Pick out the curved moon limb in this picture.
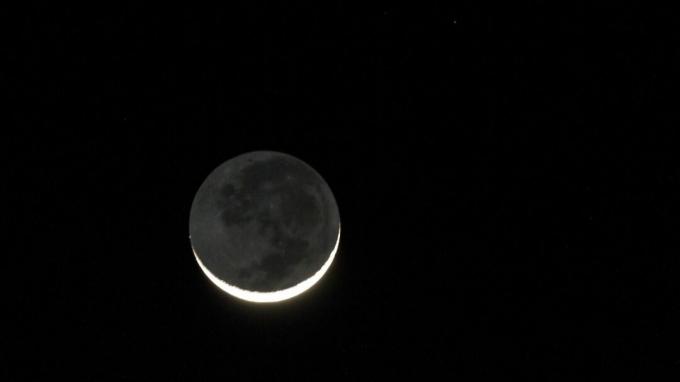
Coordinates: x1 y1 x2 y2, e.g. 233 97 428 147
192 226 340 303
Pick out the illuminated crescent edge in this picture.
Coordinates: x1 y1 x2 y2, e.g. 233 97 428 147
192 225 341 303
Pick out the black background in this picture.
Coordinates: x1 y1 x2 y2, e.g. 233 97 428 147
6 2 680 378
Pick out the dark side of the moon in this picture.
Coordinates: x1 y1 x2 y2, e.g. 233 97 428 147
189 151 340 292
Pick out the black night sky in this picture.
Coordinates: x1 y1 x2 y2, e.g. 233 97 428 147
6 2 680 379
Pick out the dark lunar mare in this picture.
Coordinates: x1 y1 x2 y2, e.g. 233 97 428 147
190 151 340 292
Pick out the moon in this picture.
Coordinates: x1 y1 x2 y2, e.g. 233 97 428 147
189 151 341 303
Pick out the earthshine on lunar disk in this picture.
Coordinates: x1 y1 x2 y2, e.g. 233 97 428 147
189 151 341 303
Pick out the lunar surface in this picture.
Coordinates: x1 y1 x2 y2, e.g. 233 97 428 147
189 151 341 303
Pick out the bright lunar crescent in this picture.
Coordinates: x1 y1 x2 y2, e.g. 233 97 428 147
189 151 341 303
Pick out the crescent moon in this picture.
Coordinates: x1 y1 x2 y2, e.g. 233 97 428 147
192 226 340 303
189 151 341 304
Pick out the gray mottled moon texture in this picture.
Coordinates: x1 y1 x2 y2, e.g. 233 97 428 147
189 151 340 294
